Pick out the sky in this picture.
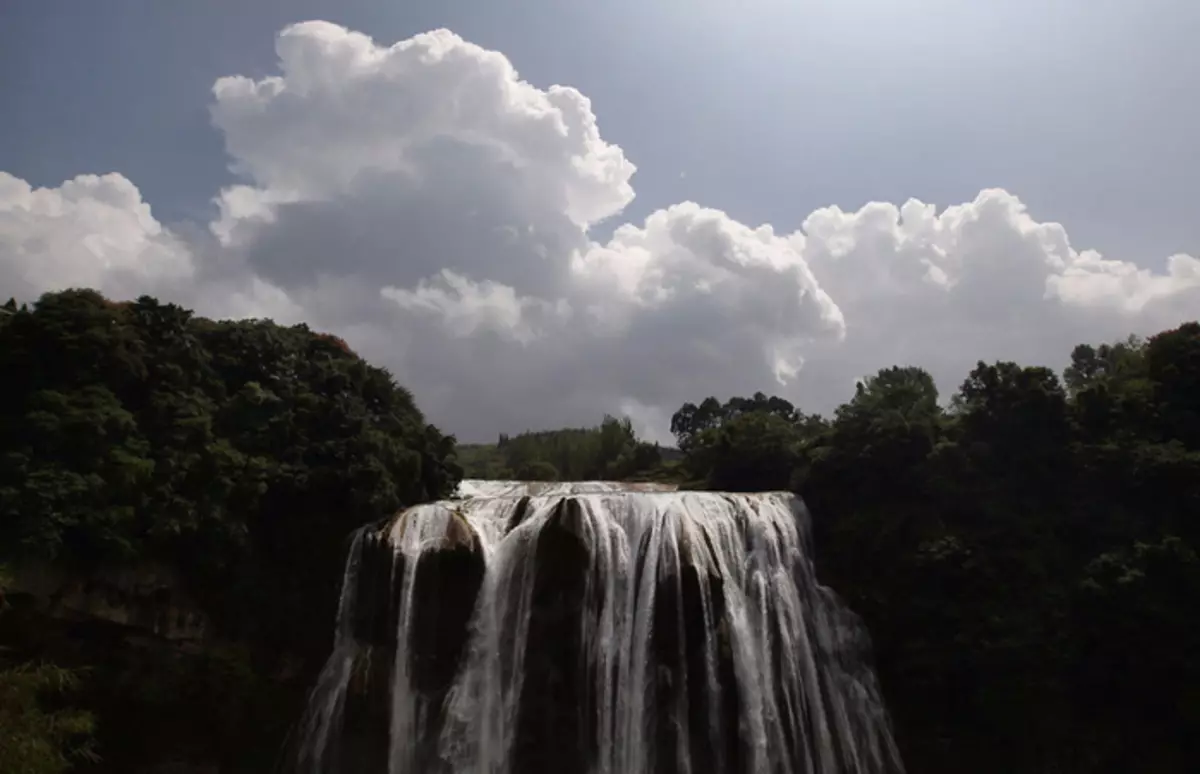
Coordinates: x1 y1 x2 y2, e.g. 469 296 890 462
2 0 1198 443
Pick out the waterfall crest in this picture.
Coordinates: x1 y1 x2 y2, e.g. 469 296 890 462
287 480 904 774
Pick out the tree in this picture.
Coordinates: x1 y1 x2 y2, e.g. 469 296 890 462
670 392 823 491
670 324 1200 773
690 411 803 492
1146 322 1200 447
1063 336 1146 396
0 661 98 774
846 366 940 422
669 396 725 450
515 460 560 482
459 414 662 482
0 290 462 658
1072 536 1200 770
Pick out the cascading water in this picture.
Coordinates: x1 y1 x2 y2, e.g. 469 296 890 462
286 480 904 774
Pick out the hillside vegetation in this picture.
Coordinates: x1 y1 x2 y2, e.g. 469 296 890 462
0 290 461 772
466 324 1200 772
456 416 680 483
668 327 1200 774
2 287 1197 773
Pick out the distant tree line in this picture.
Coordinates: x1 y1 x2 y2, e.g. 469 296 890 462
670 323 1200 774
457 415 664 481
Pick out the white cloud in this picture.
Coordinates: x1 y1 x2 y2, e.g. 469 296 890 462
0 172 193 302
788 189 1200 404
208 22 634 247
382 269 566 344
193 21 846 436
572 202 846 400
1 22 1197 441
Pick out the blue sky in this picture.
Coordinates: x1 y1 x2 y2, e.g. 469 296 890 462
2 0 1198 439
6 0 1196 254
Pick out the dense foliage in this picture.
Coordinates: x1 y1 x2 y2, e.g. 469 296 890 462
0 290 462 772
0 290 461 654
672 323 1200 774
0 658 97 774
4 287 1197 773
458 415 667 481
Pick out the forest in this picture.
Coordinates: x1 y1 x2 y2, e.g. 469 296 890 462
664 329 1200 773
457 417 674 482
444 324 1200 773
0 290 461 772
2 288 1198 773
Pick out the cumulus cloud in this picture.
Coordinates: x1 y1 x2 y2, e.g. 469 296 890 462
208 21 634 298
194 20 846 437
0 172 193 302
788 190 1200 406
573 203 845 402
1 21 1197 443
382 269 567 344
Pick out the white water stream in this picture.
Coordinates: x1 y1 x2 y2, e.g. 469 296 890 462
291 480 903 774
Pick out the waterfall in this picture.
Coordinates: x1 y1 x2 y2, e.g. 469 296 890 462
286 480 904 774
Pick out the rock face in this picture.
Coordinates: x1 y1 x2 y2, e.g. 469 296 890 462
285 480 905 774
8 560 210 646
1 562 309 774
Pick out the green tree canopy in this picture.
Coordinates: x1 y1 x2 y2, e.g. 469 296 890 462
671 322 1200 773
0 660 97 774
459 414 663 482
0 289 461 658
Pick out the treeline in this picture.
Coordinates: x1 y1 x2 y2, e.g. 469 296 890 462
458 415 666 481
0 290 461 650
5 287 1198 772
0 290 461 772
672 324 1200 774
